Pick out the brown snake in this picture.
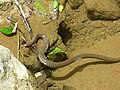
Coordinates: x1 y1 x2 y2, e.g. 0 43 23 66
25 33 120 68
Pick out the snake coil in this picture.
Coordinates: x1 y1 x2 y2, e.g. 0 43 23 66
25 33 120 68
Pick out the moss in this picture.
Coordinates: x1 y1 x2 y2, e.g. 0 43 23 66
33 0 47 15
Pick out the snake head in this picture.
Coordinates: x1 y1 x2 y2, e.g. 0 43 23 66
20 36 30 47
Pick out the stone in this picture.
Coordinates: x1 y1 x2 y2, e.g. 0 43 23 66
68 0 84 9
84 0 120 20
0 0 15 16
0 45 39 90
117 0 120 7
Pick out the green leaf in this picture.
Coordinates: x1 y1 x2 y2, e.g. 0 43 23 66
0 26 14 35
59 5 64 12
34 0 46 15
53 0 59 8
47 47 67 59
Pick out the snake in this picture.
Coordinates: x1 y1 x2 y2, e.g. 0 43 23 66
24 33 120 68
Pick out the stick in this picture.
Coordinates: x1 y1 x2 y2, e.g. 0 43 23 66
17 28 20 59
14 0 38 54
14 0 33 39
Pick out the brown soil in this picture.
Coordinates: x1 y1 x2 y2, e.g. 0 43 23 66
51 33 120 90
0 2 120 90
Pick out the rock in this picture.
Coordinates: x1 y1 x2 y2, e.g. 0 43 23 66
0 45 39 90
84 0 120 20
0 0 15 16
48 82 77 90
63 85 77 90
117 0 120 7
68 0 84 9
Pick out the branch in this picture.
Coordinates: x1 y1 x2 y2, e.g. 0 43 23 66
14 0 38 54
14 0 33 39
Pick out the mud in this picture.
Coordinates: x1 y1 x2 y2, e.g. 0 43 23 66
0 0 120 90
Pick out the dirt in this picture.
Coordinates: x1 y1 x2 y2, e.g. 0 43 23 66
51 33 120 90
0 1 120 90
50 4 120 90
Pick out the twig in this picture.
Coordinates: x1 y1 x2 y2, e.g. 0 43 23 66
12 22 18 33
14 0 38 54
17 29 20 59
14 0 33 39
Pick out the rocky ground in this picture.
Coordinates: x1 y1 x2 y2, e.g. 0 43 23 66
0 0 120 90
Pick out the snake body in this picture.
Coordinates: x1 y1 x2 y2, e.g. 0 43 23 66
25 33 120 68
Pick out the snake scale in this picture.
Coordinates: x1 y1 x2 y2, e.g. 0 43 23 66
25 33 120 68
